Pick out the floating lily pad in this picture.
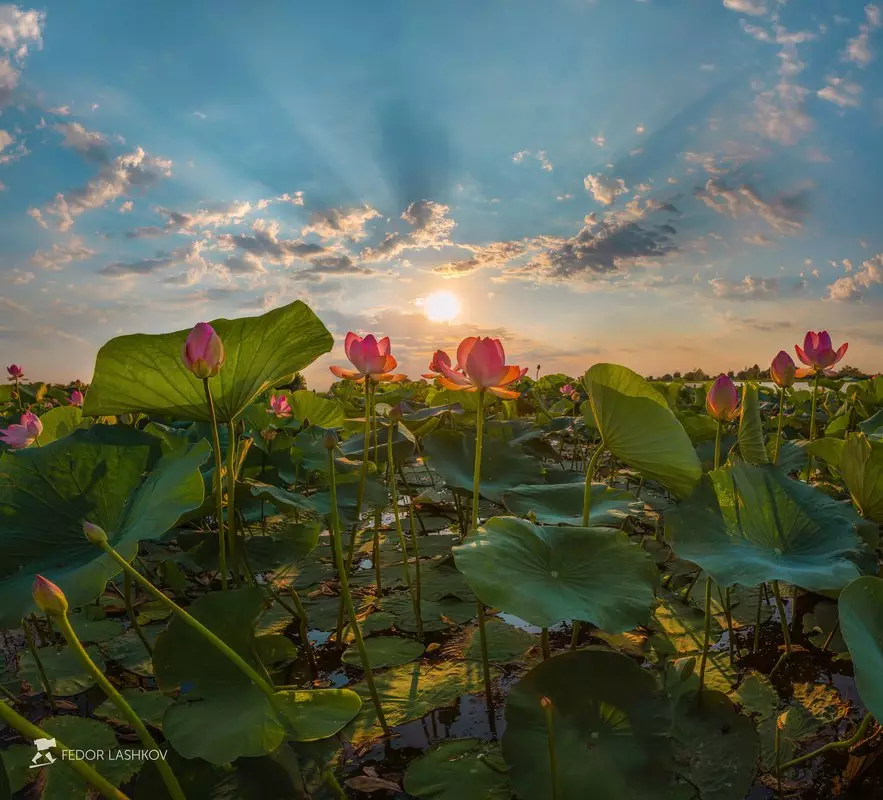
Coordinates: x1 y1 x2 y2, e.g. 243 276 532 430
839 575 883 720
96 688 173 729
803 600 848 654
380 594 474 633
101 626 163 676
404 739 510 800
500 482 641 526
19 644 105 696
342 636 424 669
453 516 657 630
462 617 538 663
68 612 124 643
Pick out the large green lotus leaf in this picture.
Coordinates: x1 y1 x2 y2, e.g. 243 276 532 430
737 383 769 465
19 644 105 696
839 576 883 720
461 616 539 663
34 405 84 445
0 426 209 626
583 364 701 498
341 636 424 669
807 437 844 470
676 411 719 444
665 462 864 591
839 433 883 522
502 649 671 800
282 389 345 428
95 688 173 729
453 516 657 630
501 482 641 526
404 739 510 800
82 301 332 422
422 429 544 502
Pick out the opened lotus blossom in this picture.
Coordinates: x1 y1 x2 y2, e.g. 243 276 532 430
422 349 457 380
0 411 43 449
560 383 574 396
6 364 23 380
795 331 848 377
706 374 740 422
70 389 85 407
770 351 796 389
267 394 292 417
437 336 527 399
329 332 406 383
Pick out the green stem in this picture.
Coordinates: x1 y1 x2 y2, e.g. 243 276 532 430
0 700 129 800
773 387 785 466
56 614 185 800
373 510 382 597
803 372 821 483
771 580 792 653
753 583 765 654
775 717 783 797
542 699 559 800
541 628 550 660
389 422 421 640
723 585 736 664
400 469 424 636
581 442 605 527
714 420 723 471
697 577 713 695
123 572 153 659
346 379 373 570
23 616 55 712
780 711 874 770
327 446 389 734
471 390 494 707
203 378 227 591
288 586 319 680
227 421 239 588
94 541 278 701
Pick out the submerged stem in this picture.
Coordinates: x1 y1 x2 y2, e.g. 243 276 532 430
541 697 560 800
697 577 713 695
23 615 55 712
780 711 874 770
389 422 421 640
202 378 227 591
123 572 153 659
771 580 792 653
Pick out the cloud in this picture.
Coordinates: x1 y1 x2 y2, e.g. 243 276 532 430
817 76 863 107
218 218 326 265
361 200 455 260
7 269 34 284
47 104 70 115
0 295 27 312
55 122 111 162
119 200 133 213
743 232 774 246
695 178 807 234
827 253 883 301
0 5 44 107
722 0 767 15
591 135 606 147
709 275 782 299
635 123 645 135
0 128 27 164
256 191 304 210
300 205 380 242
30 147 173 231
432 241 526 276
584 174 628 205
844 4 881 67
126 201 252 238
99 240 208 279
512 149 553 170
223 252 265 275
30 237 96 270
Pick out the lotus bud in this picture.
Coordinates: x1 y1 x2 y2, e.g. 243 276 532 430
388 404 404 423
33 575 68 616
181 322 226 379
70 389 84 407
706 375 740 422
539 695 553 710
323 429 339 449
770 351 796 389
83 521 108 544
6 364 24 380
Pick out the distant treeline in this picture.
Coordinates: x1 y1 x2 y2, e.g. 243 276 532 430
646 364 872 382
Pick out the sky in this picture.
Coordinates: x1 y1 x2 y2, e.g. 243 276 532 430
1 0 882 389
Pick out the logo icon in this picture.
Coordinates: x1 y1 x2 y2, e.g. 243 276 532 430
30 737 57 769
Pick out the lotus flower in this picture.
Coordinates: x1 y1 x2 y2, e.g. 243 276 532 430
329 332 406 383
69 389 84 407
6 364 23 380
560 384 574 396
182 322 225 379
795 331 848 377
32 575 68 616
706 375 740 422
437 336 527 399
267 394 292 417
770 351 796 389
0 410 42 449
422 349 457 380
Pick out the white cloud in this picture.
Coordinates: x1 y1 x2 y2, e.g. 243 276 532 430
8 269 33 284
584 174 628 206
47 104 70 115
0 5 44 107
817 76 863 107
844 5 881 67
512 149 553 171
119 200 133 213
635 123 645 135
710 275 781 299
300 205 380 242
827 253 883 301
591 134 606 147
722 0 767 16
55 122 110 161
512 149 529 163
30 237 96 270
361 200 456 261
695 178 806 234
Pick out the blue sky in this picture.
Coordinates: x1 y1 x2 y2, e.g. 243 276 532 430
0 0 881 388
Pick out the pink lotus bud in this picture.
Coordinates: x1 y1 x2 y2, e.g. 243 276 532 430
181 322 226 379
70 389 84 407
388 403 404 423
795 330 848 377
82 521 108 544
770 351 796 388
560 384 574 396
267 394 292 418
706 375 740 422
6 364 23 380
323 429 339 449
0 411 42 449
33 575 68 616
540 696 553 710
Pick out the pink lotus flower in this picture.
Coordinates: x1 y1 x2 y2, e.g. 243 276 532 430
437 336 527 399
32 575 68 616
0 411 43 449
560 384 574 396
267 394 292 417
795 331 848 377
182 322 226 379
6 364 23 380
69 389 84 407
422 349 457 380
770 351 796 389
706 375 740 422
329 332 406 383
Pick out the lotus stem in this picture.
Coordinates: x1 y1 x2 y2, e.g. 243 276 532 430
774 716 783 796
0 699 129 800
821 618 841 652
803 372 821 483
771 580 791 654
541 697 560 800
753 583 765 654
346 379 373 570
780 711 874 770
471 389 495 708
202 378 227 591
288 585 319 680
400 470 424 636
723 585 736 664
773 387 786 465
327 445 389 734
123 572 153 659
389 422 421 640
697 577 713 696
56 612 185 800
541 628 551 660
714 420 723 471
373 509 382 596
23 615 55 712
91 539 279 703
226 421 240 587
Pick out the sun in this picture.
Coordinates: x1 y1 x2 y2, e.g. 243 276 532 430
422 290 461 322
